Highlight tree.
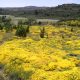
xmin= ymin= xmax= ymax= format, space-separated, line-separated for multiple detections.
xmin=1 ymin=16 xmax=13 ymax=32
xmin=1 ymin=16 xmax=6 ymax=22
xmin=38 ymin=21 xmax=42 ymax=25
xmin=4 ymin=19 xmax=13 ymax=32
xmin=27 ymin=18 xmax=36 ymax=26
xmin=26 ymin=25 xmax=30 ymax=33
xmin=0 ymin=24 xmax=3 ymax=30
xmin=40 ymin=27 xmax=45 ymax=38
xmin=34 ymin=10 xmax=39 ymax=15
xmin=18 ymin=20 xmax=23 ymax=27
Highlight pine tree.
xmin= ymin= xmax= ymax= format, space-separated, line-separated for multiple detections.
xmin=40 ymin=27 xmax=45 ymax=38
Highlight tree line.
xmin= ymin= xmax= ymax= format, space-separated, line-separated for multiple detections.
xmin=0 ymin=4 xmax=80 ymax=19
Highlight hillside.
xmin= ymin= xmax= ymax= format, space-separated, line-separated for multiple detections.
xmin=0 ymin=3 xmax=80 ymax=80
xmin=0 ymin=25 xmax=80 ymax=80
xmin=0 ymin=4 xmax=80 ymax=19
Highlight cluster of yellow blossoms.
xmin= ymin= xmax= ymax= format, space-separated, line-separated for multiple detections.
xmin=0 ymin=25 xmax=80 ymax=80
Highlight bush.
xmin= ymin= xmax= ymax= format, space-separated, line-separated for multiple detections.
xmin=5 ymin=23 xmax=13 ymax=32
xmin=3 ymin=18 xmax=13 ymax=32
xmin=26 ymin=18 xmax=36 ymax=26
xmin=16 ymin=26 xmax=27 ymax=37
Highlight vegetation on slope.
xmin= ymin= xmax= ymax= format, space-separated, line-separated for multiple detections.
xmin=0 ymin=4 xmax=80 ymax=19
xmin=0 ymin=24 xmax=80 ymax=80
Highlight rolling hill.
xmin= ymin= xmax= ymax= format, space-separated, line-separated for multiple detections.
xmin=0 ymin=4 xmax=80 ymax=19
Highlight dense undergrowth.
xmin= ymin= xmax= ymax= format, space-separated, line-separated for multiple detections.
xmin=0 ymin=25 xmax=80 ymax=80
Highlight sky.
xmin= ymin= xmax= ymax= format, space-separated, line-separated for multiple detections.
xmin=0 ymin=0 xmax=80 ymax=7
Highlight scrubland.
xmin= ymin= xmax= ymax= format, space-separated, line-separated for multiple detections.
xmin=0 ymin=25 xmax=80 ymax=80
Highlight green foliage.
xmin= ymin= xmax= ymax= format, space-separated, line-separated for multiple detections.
xmin=4 ymin=23 xmax=13 ymax=32
xmin=26 ymin=25 xmax=30 ymax=33
xmin=0 ymin=4 xmax=80 ymax=19
xmin=18 ymin=20 xmax=23 ymax=27
xmin=1 ymin=16 xmax=6 ymax=22
xmin=16 ymin=26 xmax=27 ymax=37
xmin=27 ymin=18 xmax=36 ymax=26
xmin=40 ymin=27 xmax=45 ymax=38
xmin=38 ymin=21 xmax=42 ymax=25
xmin=0 ymin=24 xmax=3 ymax=30
xmin=0 ymin=16 xmax=13 ymax=32
xmin=58 ymin=20 xmax=80 ymax=27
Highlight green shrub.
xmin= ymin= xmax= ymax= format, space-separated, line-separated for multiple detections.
xmin=16 ymin=26 xmax=27 ymax=37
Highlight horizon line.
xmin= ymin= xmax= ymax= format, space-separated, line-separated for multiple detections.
xmin=0 ymin=3 xmax=79 ymax=8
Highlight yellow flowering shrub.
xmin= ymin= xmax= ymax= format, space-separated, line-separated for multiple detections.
xmin=0 ymin=25 xmax=80 ymax=80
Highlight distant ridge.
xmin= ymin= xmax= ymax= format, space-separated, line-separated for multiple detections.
xmin=0 ymin=4 xmax=80 ymax=19
xmin=2 ymin=6 xmax=48 ymax=11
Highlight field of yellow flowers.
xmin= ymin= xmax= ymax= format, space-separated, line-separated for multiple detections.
xmin=0 ymin=25 xmax=80 ymax=80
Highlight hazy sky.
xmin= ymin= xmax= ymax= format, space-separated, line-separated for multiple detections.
xmin=0 ymin=0 xmax=80 ymax=7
